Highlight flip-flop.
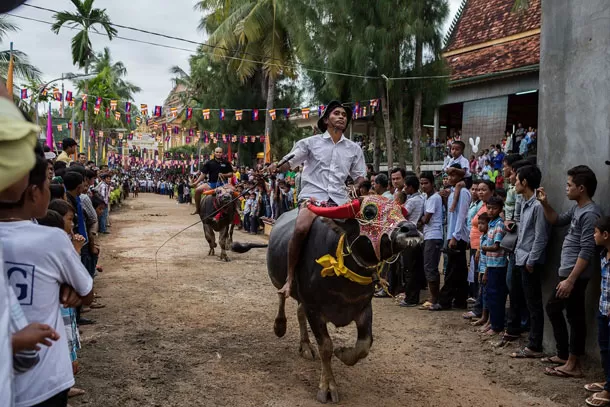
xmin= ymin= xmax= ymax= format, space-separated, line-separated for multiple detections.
xmin=541 ymin=356 xmax=567 ymax=365
xmin=544 ymin=367 xmax=584 ymax=378
xmin=462 ymin=311 xmax=477 ymax=319
xmin=586 ymin=393 xmax=610 ymax=407
xmin=510 ymin=347 xmax=544 ymax=359
xmin=585 ymin=383 xmax=606 ymax=393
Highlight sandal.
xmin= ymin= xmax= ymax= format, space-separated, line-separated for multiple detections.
xmin=544 ymin=367 xmax=584 ymax=378
xmin=462 ymin=311 xmax=477 ymax=319
xmin=586 ymin=383 xmax=607 ymax=393
xmin=541 ymin=356 xmax=567 ymax=365
xmin=510 ymin=347 xmax=544 ymax=359
xmin=586 ymin=393 xmax=610 ymax=407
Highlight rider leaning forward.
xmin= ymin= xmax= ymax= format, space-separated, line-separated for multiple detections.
xmin=268 ymin=101 xmax=367 ymax=298
xmin=192 ymin=147 xmax=234 ymax=215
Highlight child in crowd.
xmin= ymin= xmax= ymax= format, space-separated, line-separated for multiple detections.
xmin=249 ymin=192 xmax=259 ymax=234
xmin=473 ymin=212 xmax=490 ymax=329
xmin=587 ymin=217 xmax=610 ymax=406
xmin=243 ymin=192 xmax=254 ymax=232
xmin=480 ymin=196 xmax=507 ymax=335
xmin=443 ymin=141 xmax=470 ymax=212
xmin=394 ymin=191 xmax=407 ymax=206
xmin=481 ymin=160 xmax=492 ymax=181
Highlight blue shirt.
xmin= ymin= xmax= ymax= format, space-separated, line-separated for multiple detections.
xmin=484 ymin=217 xmax=506 ymax=268
xmin=600 ymin=250 xmax=610 ymax=315
xmin=479 ymin=235 xmax=489 ymax=273
xmin=447 ymin=187 xmax=471 ymax=243
xmin=467 ymin=200 xmax=483 ymax=231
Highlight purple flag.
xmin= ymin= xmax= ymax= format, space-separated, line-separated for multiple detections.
xmin=45 ymin=102 xmax=54 ymax=150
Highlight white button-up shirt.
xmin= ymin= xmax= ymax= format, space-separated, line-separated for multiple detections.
xmin=285 ymin=132 xmax=366 ymax=205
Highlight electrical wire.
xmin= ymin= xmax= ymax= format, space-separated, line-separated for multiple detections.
xmin=20 ymin=3 xmax=450 ymax=81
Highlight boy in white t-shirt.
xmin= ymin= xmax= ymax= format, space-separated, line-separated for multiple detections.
xmin=443 ymin=141 xmax=472 ymax=212
xmin=0 ymin=152 xmax=93 ymax=407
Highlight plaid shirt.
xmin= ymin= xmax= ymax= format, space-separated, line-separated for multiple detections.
xmin=484 ymin=217 xmax=506 ymax=268
xmin=600 ymin=250 xmax=610 ymax=315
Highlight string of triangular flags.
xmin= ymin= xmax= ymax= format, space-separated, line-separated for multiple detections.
xmin=22 ymin=86 xmax=381 ymax=124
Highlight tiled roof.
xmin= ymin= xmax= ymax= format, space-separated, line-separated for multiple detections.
xmin=445 ymin=0 xmax=541 ymax=52
xmin=446 ymin=35 xmax=539 ymax=82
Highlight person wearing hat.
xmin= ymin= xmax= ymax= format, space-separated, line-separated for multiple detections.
xmin=268 ymin=101 xmax=366 ymax=298
xmin=56 ymin=138 xmax=78 ymax=164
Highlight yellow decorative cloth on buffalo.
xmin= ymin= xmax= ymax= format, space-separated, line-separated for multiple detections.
xmin=316 ymin=234 xmax=373 ymax=285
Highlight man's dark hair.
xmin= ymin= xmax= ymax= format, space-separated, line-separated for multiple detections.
xmin=63 ymin=172 xmax=83 ymax=192
xmin=29 ymin=154 xmax=48 ymax=189
xmin=48 ymin=199 xmax=74 ymax=216
xmin=54 ymin=161 xmax=67 ymax=171
xmin=478 ymin=212 xmax=491 ymax=224
xmin=527 ymin=155 xmax=537 ymax=165
xmin=375 ymin=173 xmax=389 ymax=189
xmin=91 ymin=195 xmax=106 ymax=209
xmin=511 ymin=159 xmax=531 ymax=173
xmin=503 ymin=154 xmax=523 ymax=167
xmin=496 ymin=188 xmax=507 ymax=200
xmin=37 ymin=209 xmax=65 ymax=230
xmin=487 ymin=195 xmax=504 ymax=208
xmin=78 ymin=152 xmax=86 ymax=157
xmin=66 ymin=166 xmax=85 ymax=177
xmin=516 ymin=165 xmax=542 ymax=190
xmin=420 ymin=171 xmax=435 ymax=186
xmin=86 ymin=161 xmax=95 ymax=166
xmin=360 ymin=181 xmax=372 ymax=191
xmin=567 ymin=165 xmax=597 ymax=198
xmin=85 ymin=169 xmax=96 ymax=180
xmin=61 ymin=138 xmax=77 ymax=151
xmin=496 ymin=144 xmax=502 ymax=150
xmin=390 ymin=167 xmax=406 ymax=179
xmin=69 ymin=162 xmax=84 ymax=168
xmin=595 ymin=216 xmax=610 ymax=234
xmin=452 ymin=140 xmax=465 ymax=151
xmin=54 ymin=168 xmax=66 ymax=179
xmin=479 ymin=179 xmax=496 ymax=192
xmin=49 ymin=184 xmax=65 ymax=200
xmin=405 ymin=176 xmax=420 ymax=191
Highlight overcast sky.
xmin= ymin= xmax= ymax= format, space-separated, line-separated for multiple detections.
xmin=6 ymin=0 xmax=463 ymax=110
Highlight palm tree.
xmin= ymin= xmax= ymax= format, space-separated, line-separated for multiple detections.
xmin=0 ymin=15 xmax=41 ymax=87
xmin=195 ymin=0 xmax=297 ymax=155
xmin=51 ymin=0 xmax=117 ymax=69
xmin=51 ymin=0 xmax=117 ymax=154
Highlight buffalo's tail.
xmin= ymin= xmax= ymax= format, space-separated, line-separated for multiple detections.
xmin=231 ymin=242 xmax=268 ymax=253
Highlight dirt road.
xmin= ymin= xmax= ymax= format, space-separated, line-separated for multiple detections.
xmin=74 ymin=194 xmax=591 ymax=407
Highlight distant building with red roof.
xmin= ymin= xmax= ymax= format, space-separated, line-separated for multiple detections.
xmin=432 ymin=0 xmax=541 ymax=156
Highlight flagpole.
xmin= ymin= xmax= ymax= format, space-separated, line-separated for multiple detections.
xmin=6 ymin=42 xmax=14 ymax=97
xmin=60 ymin=74 xmax=65 ymax=118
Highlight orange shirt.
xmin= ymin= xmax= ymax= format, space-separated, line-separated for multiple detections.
xmin=469 ymin=204 xmax=487 ymax=250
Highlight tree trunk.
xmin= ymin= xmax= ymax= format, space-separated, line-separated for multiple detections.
xmin=412 ymin=39 xmax=423 ymax=176
xmin=396 ymin=101 xmax=406 ymax=169
xmin=380 ymin=88 xmax=393 ymax=171
xmin=264 ymin=76 xmax=276 ymax=161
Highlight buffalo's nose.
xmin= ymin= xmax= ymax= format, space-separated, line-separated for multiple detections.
xmin=398 ymin=222 xmax=417 ymax=236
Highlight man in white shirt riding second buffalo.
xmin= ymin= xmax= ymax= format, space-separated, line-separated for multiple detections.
xmin=268 ymin=101 xmax=367 ymax=298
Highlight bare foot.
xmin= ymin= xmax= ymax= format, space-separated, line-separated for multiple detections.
xmin=471 ymin=318 xmax=487 ymax=326
xmin=478 ymin=323 xmax=491 ymax=333
xmin=278 ymin=282 xmax=291 ymax=299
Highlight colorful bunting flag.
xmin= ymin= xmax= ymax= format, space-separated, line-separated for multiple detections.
xmin=20 ymin=89 xmax=28 ymax=99
xmin=53 ymin=88 xmax=61 ymax=101
xmin=202 ymin=109 xmax=210 ymax=120
xmin=186 ymin=136 xmax=191 ymax=144
xmin=140 ymin=104 xmax=148 ymax=115
xmin=154 ymin=106 xmax=162 ymax=117
xmin=41 ymin=88 xmax=48 ymax=97
xmin=189 ymin=128 xmax=194 ymax=137
xmin=269 ymin=109 xmax=276 ymax=121
xmin=135 ymin=117 xmax=141 ymax=125
xmin=81 ymin=99 xmax=87 ymax=111
xmin=125 ymin=102 xmax=131 ymax=112
xmin=67 ymin=122 xmax=72 ymax=130
xmin=252 ymin=109 xmax=259 ymax=121
xmin=126 ymin=114 xmax=131 ymax=123
xmin=162 ymin=123 xmax=167 ymax=133
xmin=285 ymin=108 xmax=291 ymax=118
xmin=220 ymin=109 xmax=225 ymax=120
xmin=114 ymin=111 xmax=121 ymax=121
xmin=110 ymin=100 xmax=117 ymax=110
xmin=57 ymin=124 xmax=63 ymax=131
xmin=235 ymin=110 xmax=243 ymax=121
xmin=65 ymin=91 xmax=73 ymax=102
xmin=173 ymin=126 xmax=179 ymax=134
xmin=186 ymin=107 xmax=193 ymax=119
xmin=352 ymin=102 xmax=360 ymax=120
xmin=318 ymin=105 xmax=325 ymax=117
xmin=301 ymin=108 xmax=310 ymax=119
xmin=94 ymin=97 xmax=102 ymax=115
xmin=170 ymin=107 xmax=178 ymax=118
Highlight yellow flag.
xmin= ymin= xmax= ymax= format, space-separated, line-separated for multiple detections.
xmin=79 ymin=127 xmax=84 ymax=153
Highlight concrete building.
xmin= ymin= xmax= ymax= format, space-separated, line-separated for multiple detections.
xmin=439 ymin=0 xmax=541 ymax=156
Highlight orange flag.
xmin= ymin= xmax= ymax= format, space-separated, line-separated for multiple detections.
xmin=6 ymin=43 xmax=14 ymax=96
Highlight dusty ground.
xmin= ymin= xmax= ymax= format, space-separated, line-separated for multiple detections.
xmin=73 ymin=193 xmax=594 ymax=407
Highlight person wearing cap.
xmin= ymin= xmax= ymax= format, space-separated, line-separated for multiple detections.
xmin=268 ymin=101 xmax=366 ymax=298
xmin=56 ymin=138 xmax=78 ymax=164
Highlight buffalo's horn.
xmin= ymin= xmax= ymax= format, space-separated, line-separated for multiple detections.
xmin=306 ymin=199 xmax=360 ymax=219
xmin=231 ymin=242 xmax=269 ymax=253
xmin=203 ymin=190 xmax=216 ymax=196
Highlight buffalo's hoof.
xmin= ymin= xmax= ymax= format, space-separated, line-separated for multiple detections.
xmin=208 ymin=249 xmax=215 ymax=256
xmin=274 ymin=317 xmax=287 ymax=337
xmin=299 ymin=341 xmax=316 ymax=360
xmin=219 ymin=253 xmax=230 ymax=262
xmin=316 ymin=386 xmax=339 ymax=404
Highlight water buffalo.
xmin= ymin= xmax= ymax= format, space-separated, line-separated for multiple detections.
xmin=266 ymin=195 xmax=422 ymax=403
xmin=199 ymin=187 xmax=238 ymax=261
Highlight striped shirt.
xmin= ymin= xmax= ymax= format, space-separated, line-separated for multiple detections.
xmin=479 ymin=235 xmax=489 ymax=273
xmin=484 ymin=217 xmax=506 ymax=267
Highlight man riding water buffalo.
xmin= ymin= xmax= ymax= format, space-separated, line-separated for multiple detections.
xmin=192 ymin=147 xmax=233 ymax=215
xmin=269 ymin=101 xmax=366 ymax=298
